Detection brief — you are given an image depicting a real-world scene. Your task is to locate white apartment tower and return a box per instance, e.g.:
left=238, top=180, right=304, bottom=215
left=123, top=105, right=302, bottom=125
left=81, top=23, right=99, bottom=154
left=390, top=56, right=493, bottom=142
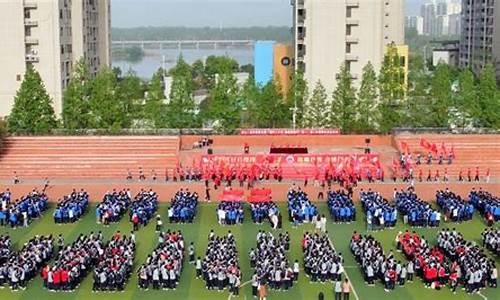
left=292, top=0, right=405, bottom=94
left=0, top=0, right=111, bottom=117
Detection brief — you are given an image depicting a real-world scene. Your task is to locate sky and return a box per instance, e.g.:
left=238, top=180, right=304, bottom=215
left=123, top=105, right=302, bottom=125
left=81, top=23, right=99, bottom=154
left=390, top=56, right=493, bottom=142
left=110, top=0, right=437, bottom=28
left=111, top=0, right=293, bottom=28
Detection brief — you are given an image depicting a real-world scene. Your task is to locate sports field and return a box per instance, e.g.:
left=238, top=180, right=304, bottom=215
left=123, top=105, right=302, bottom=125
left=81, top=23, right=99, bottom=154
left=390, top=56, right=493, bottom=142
left=0, top=201, right=498, bottom=300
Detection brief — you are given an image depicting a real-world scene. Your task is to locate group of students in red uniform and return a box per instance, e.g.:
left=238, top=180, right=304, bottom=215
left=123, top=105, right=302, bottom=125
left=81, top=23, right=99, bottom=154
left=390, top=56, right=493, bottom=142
left=397, top=229, right=498, bottom=293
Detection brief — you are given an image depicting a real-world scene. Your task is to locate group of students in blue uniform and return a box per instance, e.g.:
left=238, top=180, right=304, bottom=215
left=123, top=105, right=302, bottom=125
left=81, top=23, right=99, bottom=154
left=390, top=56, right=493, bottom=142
left=250, top=201, right=280, bottom=225
left=359, top=189, right=397, bottom=230
left=96, top=189, right=131, bottom=225
left=168, top=189, right=198, bottom=223
left=327, top=190, right=356, bottom=223
left=217, top=201, right=244, bottom=225
left=436, top=189, right=475, bottom=223
left=130, top=190, right=159, bottom=230
left=395, top=189, right=441, bottom=227
left=287, top=188, right=318, bottom=225
left=0, top=190, right=48, bottom=228
left=53, top=189, right=89, bottom=223
left=469, top=188, right=500, bottom=225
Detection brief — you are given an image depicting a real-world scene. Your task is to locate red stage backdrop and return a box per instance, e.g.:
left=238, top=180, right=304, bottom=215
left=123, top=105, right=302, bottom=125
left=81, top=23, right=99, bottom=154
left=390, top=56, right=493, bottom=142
left=201, top=153, right=382, bottom=179
left=240, top=128, right=341, bottom=135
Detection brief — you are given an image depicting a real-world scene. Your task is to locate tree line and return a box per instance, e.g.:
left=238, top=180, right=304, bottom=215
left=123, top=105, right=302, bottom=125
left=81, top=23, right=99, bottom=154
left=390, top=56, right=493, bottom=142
left=6, top=45, right=500, bottom=135
left=112, top=26, right=292, bottom=43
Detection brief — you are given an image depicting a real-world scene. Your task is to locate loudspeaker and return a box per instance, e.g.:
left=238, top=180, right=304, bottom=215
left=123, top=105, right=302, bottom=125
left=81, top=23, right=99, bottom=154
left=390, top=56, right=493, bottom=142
left=365, top=138, right=371, bottom=144
left=365, top=148, right=371, bottom=154
left=207, top=148, right=213, bottom=155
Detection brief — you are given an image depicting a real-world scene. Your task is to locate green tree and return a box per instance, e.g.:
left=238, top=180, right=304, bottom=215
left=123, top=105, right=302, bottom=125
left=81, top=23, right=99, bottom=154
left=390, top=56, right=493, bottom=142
left=378, top=44, right=406, bottom=133
left=331, top=63, right=356, bottom=133
left=117, top=70, right=145, bottom=127
left=144, top=69, right=166, bottom=128
left=455, top=68, right=478, bottom=125
left=88, top=68, right=125, bottom=130
left=355, top=62, right=378, bottom=132
left=303, top=81, right=329, bottom=128
left=287, top=69, right=308, bottom=128
left=429, top=63, right=453, bottom=127
left=62, top=59, right=91, bottom=130
left=203, top=56, right=239, bottom=89
left=205, top=71, right=241, bottom=132
left=249, top=79, right=290, bottom=128
left=477, top=64, right=500, bottom=127
left=8, top=65, right=57, bottom=134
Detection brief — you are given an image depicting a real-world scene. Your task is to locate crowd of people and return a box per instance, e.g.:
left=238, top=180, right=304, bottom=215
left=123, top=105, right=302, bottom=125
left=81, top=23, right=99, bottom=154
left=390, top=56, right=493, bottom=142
left=0, top=190, right=48, bottom=228
left=287, top=188, right=318, bottom=225
left=482, top=228, right=499, bottom=257
left=42, top=232, right=104, bottom=291
left=351, top=232, right=407, bottom=291
left=167, top=189, right=198, bottom=223
left=53, top=189, right=89, bottom=223
left=93, top=233, right=135, bottom=291
left=216, top=201, right=244, bottom=225
left=399, top=231, right=449, bottom=290
left=435, top=189, right=474, bottom=223
left=130, top=190, right=159, bottom=230
left=200, top=232, right=241, bottom=294
left=395, top=189, right=440, bottom=227
left=1, top=235, right=54, bottom=290
left=468, top=188, right=500, bottom=225
left=360, top=189, right=397, bottom=231
left=96, top=189, right=131, bottom=224
left=250, top=201, right=280, bottom=228
left=250, top=231, right=294, bottom=292
left=0, top=235, right=11, bottom=267
left=327, top=190, right=356, bottom=223
left=302, top=232, right=344, bottom=282
left=138, top=230, right=185, bottom=290
left=436, top=228, right=497, bottom=292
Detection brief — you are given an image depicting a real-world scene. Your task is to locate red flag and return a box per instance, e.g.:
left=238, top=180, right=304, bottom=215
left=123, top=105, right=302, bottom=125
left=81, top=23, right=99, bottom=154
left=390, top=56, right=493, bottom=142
left=400, top=141, right=410, bottom=154
left=440, top=142, right=447, bottom=156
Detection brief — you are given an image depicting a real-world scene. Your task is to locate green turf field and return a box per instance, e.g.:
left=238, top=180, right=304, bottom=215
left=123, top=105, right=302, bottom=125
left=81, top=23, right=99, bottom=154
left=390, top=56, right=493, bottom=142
left=0, top=202, right=498, bottom=300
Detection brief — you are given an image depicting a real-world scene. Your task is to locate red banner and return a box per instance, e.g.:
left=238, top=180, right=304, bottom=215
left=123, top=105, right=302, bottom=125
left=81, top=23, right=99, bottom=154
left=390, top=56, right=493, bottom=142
left=219, top=188, right=244, bottom=202
left=240, top=128, right=341, bottom=135
left=201, top=153, right=380, bottom=167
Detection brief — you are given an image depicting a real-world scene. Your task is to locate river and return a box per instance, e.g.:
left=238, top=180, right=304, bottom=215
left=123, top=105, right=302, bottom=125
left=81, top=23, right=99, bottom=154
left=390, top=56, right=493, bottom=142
left=112, top=48, right=254, bottom=79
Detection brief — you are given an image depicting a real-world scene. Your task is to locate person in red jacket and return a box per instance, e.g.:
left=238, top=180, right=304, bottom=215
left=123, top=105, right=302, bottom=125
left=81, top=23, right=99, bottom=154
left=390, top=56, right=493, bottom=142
left=60, top=268, right=69, bottom=290
left=41, top=265, right=49, bottom=288
left=449, top=272, right=459, bottom=293
left=53, top=268, right=61, bottom=288
left=474, top=166, right=480, bottom=182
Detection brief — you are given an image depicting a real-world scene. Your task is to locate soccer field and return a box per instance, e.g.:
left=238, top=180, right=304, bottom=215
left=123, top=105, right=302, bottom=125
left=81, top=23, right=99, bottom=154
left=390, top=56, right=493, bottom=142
left=0, top=202, right=498, bottom=300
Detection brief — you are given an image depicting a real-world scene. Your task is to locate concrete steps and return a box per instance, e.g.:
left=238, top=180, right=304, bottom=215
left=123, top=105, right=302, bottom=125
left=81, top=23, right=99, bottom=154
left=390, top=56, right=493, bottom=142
left=0, top=136, right=180, bottom=179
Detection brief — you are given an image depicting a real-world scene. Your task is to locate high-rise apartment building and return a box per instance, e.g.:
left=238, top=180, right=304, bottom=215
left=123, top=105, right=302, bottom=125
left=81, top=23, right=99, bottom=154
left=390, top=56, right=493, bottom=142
left=460, top=0, right=500, bottom=79
left=406, top=16, right=425, bottom=35
left=420, top=0, right=462, bottom=36
left=0, top=0, right=111, bottom=117
left=292, top=0, right=405, bottom=94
